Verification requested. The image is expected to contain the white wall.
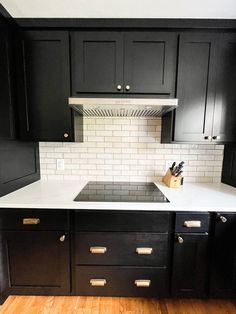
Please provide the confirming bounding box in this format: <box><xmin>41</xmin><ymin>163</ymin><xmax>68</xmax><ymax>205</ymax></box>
<box><xmin>1</xmin><ymin>0</ymin><xmax>236</xmax><ymax>18</ymax></box>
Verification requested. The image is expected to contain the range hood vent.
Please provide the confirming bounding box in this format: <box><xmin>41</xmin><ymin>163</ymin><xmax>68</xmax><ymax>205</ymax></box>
<box><xmin>69</xmin><ymin>98</ymin><xmax>178</xmax><ymax>117</ymax></box>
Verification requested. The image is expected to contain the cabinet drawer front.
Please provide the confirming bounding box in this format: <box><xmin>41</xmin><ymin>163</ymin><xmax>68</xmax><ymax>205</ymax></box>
<box><xmin>75</xmin><ymin>232</ymin><xmax>169</xmax><ymax>266</ymax></box>
<box><xmin>75</xmin><ymin>266</ymin><xmax>168</xmax><ymax>297</ymax></box>
<box><xmin>175</xmin><ymin>212</ymin><xmax>209</xmax><ymax>233</ymax></box>
<box><xmin>0</xmin><ymin>209</ymin><xmax>69</xmax><ymax>230</ymax></box>
<box><xmin>75</xmin><ymin>211</ymin><xmax>170</xmax><ymax>232</ymax></box>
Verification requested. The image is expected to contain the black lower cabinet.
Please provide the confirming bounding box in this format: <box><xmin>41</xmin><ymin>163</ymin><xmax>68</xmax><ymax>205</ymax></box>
<box><xmin>75</xmin><ymin>266</ymin><xmax>168</xmax><ymax>297</ymax></box>
<box><xmin>171</xmin><ymin>233</ymin><xmax>209</xmax><ymax>297</ymax></box>
<box><xmin>210</xmin><ymin>213</ymin><xmax>236</xmax><ymax>298</ymax></box>
<box><xmin>4</xmin><ymin>231</ymin><xmax>70</xmax><ymax>295</ymax></box>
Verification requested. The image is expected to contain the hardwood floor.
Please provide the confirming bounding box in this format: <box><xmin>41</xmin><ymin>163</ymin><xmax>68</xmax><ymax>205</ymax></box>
<box><xmin>1</xmin><ymin>296</ymin><xmax>236</xmax><ymax>314</ymax></box>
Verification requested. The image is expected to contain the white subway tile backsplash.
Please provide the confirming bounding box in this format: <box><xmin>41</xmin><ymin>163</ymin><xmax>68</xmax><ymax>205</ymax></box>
<box><xmin>39</xmin><ymin>117</ymin><xmax>224</xmax><ymax>183</ymax></box>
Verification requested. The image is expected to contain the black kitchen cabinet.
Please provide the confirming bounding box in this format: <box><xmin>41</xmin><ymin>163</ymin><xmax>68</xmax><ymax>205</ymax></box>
<box><xmin>221</xmin><ymin>144</ymin><xmax>236</xmax><ymax>187</ymax></box>
<box><xmin>4</xmin><ymin>231</ymin><xmax>70</xmax><ymax>295</ymax></box>
<box><xmin>171</xmin><ymin>212</ymin><xmax>210</xmax><ymax>297</ymax></box>
<box><xmin>172</xmin><ymin>233</ymin><xmax>209</xmax><ymax>297</ymax></box>
<box><xmin>17</xmin><ymin>31</ymin><xmax>76</xmax><ymax>142</ymax></box>
<box><xmin>0</xmin><ymin>30</ymin><xmax>14</xmax><ymax>140</ymax></box>
<box><xmin>213</xmin><ymin>33</ymin><xmax>236</xmax><ymax>143</ymax></box>
<box><xmin>71</xmin><ymin>31</ymin><xmax>177</xmax><ymax>95</ymax></box>
<box><xmin>210</xmin><ymin>213</ymin><xmax>236</xmax><ymax>298</ymax></box>
<box><xmin>162</xmin><ymin>32</ymin><xmax>236</xmax><ymax>144</ymax></box>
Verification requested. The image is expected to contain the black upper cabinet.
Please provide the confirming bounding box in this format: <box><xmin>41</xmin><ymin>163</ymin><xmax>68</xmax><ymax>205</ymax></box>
<box><xmin>71</xmin><ymin>31</ymin><xmax>177</xmax><ymax>95</ymax></box>
<box><xmin>71</xmin><ymin>32</ymin><xmax>123</xmax><ymax>94</ymax></box>
<box><xmin>221</xmin><ymin>144</ymin><xmax>236</xmax><ymax>187</ymax></box>
<box><xmin>17</xmin><ymin>31</ymin><xmax>74</xmax><ymax>142</ymax></box>
<box><xmin>210</xmin><ymin>213</ymin><xmax>236</xmax><ymax>298</ymax></box>
<box><xmin>124</xmin><ymin>32</ymin><xmax>177</xmax><ymax>94</ymax></box>
<box><xmin>213</xmin><ymin>33</ymin><xmax>236</xmax><ymax>143</ymax></box>
<box><xmin>0</xmin><ymin>29</ymin><xmax>14</xmax><ymax>139</ymax></box>
<box><xmin>162</xmin><ymin>32</ymin><xmax>236</xmax><ymax>144</ymax></box>
<box><xmin>173</xmin><ymin>33</ymin><xmax>218</xmax><ymax>142</ymax></box>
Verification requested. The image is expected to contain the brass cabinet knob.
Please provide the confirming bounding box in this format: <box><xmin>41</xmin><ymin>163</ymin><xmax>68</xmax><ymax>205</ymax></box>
<box><xmin>134</xmin><ymin>280</ymin><xmax>151</xmax><ymax>287</ymax></box>
<box><xmin>125</xmin><ymin>85</ymin><xmax>131</xmax><ymax>91</ymax></box>
<box><xmin>177</xmin><ymin>236</ymin><xmax>184</xmax><ymax>244</ymax></box>
<box><xmin>117</xmin><ymin>84</ymin><xmax>122</xmax><ymax>91</ymax></box>
<box><xmin>64</xmin><ymin>133</ymin><xmax>69</xmax><ymax>138</ymax></box>
<box><xmin>90</xmin><ymin>279</ymin><xmax>107</xmax><ymax>287</ymax></box>
<box><xmin>59</xmin><ymin>235</ymin><xmax>66</xmax><ymax>242</ymax></box>
<box><xmin>219</xmin><ymin>215</ymin><xmax>227</xmax><ymax>223</ymax></box>
<box><xmin>204</xmin><ymin>136</ymin><xmax>212</xmax><ymax>140</ymax></box>
<box><xmin>90</xmin><ymin>247</ymin><xmax>107</xmax><ymax>254</ymax></box>
<box><xmin>212</xmin><ymin>135</ymin><xmax>221</xmax><ymax>140</ymax></box>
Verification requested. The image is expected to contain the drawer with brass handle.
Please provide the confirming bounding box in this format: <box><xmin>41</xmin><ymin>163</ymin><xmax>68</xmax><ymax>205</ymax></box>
<box><xmin>175</xmin><ymin>212</ymin><xmax>209</xmax><ymax>233</ymax></box>
<box><xmin>75</xmin><ymin>232</ymin><xmax>168</xmax><ymax>266</ymax></box>
<box><xmin>0</xmin><ymin>209</ymin><xmax>69</xmax><ymax>230</ymax></box>
<box><xmin>75</xmin><ymin>266</ymin><xmax>168</xmax><ymax>297</ymax></box>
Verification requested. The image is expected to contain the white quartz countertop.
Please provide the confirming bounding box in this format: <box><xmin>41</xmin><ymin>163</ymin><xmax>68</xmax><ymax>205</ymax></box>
<box><xmin>0</xmin><ymin>180</ymin><xmax>236</xmax><ymax>212</ymax></box>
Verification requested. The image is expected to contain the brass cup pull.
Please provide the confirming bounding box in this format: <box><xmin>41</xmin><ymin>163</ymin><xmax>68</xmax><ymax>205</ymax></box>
<box><xmin>23</xmin><ymin>218</ymin><xmax>40</xmax><ymax>225</ymax></box>
<box><xmin>90</xmin><ymin>279</ymin><xmax>107</xmax><ymax>287</ymax></box>
<box><xmin>90</xmin><ymin>247</ymin><xmax>107</xmax><ymax>254</ymax></box>
<box><xmin>183</xmin><ymin>221</ymin><xmax>201</xmax><ymax>228</ymax></box>
<box><xmin>135</xmin><ymin>280</ymin><xmax>151</xmax><ymax>287</ymax></box>
<box><xmin>136</xmin><ymin>247</ymin><xmax>153</xmax><ymax>255</ymax></box>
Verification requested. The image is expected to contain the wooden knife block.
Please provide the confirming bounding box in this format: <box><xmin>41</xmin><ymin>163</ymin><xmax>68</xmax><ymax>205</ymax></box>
<box><xmin>162</xmin><ymin>169</ymin><xmax>183</xmax><ymax>188</ymax></box>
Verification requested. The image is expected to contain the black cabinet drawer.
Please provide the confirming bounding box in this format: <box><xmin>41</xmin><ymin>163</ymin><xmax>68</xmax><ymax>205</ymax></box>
<box><xmin>0</xmin><ymin>209</ymin><xmax>69</xmax><ymax>230</ymax></box>
<box><xmin>175</xmin><ymin>212</ymin><xmax>210</xmax><ymax>233</ymax></box>
<box><xmin>75</xmin><ymin>232</ymin><xmax>169</xmax><ymax>267</ymax></box>
<box><xmin>75</xmin><ymin>211</ymin><xmax>171</xmax><ymax>232</ymax></box>
<box><xmin>75</xmin><ymin>266</ymin><xmax>168</xmax><ymax>297</ymax></box>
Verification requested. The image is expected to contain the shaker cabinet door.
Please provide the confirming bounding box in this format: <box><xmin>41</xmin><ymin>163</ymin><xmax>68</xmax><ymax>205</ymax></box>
<box><xmin>212</xmin><ymin>33</ymin><xmax>236</xmax><ymax>143</ymax></box>
<box><xmin>71</xmin><ymin>31</ymin><xmax>124</xmax><ymax>94</ymax></box>
<box><xmin>174</xmin><ymin>33</ymin><xmax>218</xmax><ymax>142</ymax></box>
<box><xmin>172</xmin><ymin>233</ymin><xmax>209</xmax><ymax>297</ymax></box>
<box><xmin>124</xmin><ymin>32</ymin><xmax>177</xmax><ymax>94</ymax></box>
<box><xmin>17</xmin><ymin>31</ymin><xmax>74</xmax><ymax>142</ymax></box>
<box><xmin>4</xmin><ymin>231</ymin><xmax>70</xmax><ymax>295</ymax></box>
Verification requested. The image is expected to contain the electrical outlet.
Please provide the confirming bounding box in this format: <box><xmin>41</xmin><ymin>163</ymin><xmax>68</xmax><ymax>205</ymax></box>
<box><xmin>56</xmin><ymin>159</ymin><xmax>65</xmax><ymax>171</ymax></box>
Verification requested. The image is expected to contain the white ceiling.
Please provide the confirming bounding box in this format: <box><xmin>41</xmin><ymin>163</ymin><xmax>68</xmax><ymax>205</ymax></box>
<box><xmin>1</xmin><ymin>0</ymin><xmax>236</xmax><ymax>18</ymax></box>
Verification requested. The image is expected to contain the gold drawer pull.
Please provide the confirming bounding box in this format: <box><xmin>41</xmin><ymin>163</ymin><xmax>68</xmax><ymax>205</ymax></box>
<box><xmin>136</xmin><ymin>247</ymin><xmax>153</xmax><ymax>255</ymax></box>
<box><xmin>135</xmin><ymin>280</ymin><xmax>151</xmax><ymax>287</ymax></box>
<box><xmin>90</xmin><ymin>247</ymin><xmax>107</xmax><ymax>254</ymax></box>
<box><xmin>183</xmin><ymin>220</ymin><xmax>201</xmax><ymax>228</ymax></box>
<box><xmin>90</xmin><ymin>279</ymin><xmax>107</xmax><ymax>287</ymax></box>
<box><xmin>23</xmin><ymin>218</ymin><xmax>40</xmax><ymax>225</ymax></box>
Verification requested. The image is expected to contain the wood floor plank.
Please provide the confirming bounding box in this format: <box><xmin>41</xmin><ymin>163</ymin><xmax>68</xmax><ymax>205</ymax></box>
<box><xmin>1</xmin><ymin>296</ymin><xmax>236</xmax><ymax>314</ymax></box>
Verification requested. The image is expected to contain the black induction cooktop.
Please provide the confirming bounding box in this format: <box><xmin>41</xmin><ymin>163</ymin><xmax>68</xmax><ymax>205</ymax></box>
<box><xmin>74</xmin><ymin>181</ymin><xmax>169</xmax><ymax>203</ymax></box>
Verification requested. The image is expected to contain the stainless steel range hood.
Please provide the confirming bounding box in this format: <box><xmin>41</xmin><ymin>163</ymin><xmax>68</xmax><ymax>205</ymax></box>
<box><xmin>68</xmin><ymin>97</ymin><xmax>178</xmax><ymax>117</ymax></box>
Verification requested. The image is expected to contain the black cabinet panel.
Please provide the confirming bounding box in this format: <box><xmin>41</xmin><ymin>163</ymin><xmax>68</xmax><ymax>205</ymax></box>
<box><xmin>222</xmin><ymin>144</ymin><xmax>236</xmax><ymax>187</ymax></box>
<box><xmin>124</xmin><ymin>32</ymin><xmax>177</xmax><ymax>94</ymax></box>
<box><xmin>213</xmin><ymin>34</ymin><xmax>236</xmax><ymax>143</ymax></box>
<box><xmin>71</xmin><ymin>32</ymin><xmax>123</xmax><ymax>94</ymax></box>
<box><xmin>75</xmin><ymin>232</ymin><xmax>168</xmax><ymax>266</ymax></box>
<box><xmin>174</xmin><ymin>33</ymin><xmax>218</xmax><ymax>142</ymax></box>
<box><xmin>75</xmin><ymin>266</ymin><xmax>168</xmax><ymax>297</ymax></box>
<box><xmin>172</xmin><ymin>233</ymin><xmax>209</xmax><ymax>297</ymax></box>
<box><xmin>17</xmin><ymin>31</ymin><xmax>74</xmax><ymax>141</ymax></box>
<box><xmin>0</xmin><ymin>31</ymin><xmax>14</xmax><ymax>139</ymax></box>
<box><xmin>0</xmin><ymin>141</ymin><xmax>40</xmax><ymax>197</ymax></box>
<box><xmin>210</xmin><ymin>213</ymin><xmax>236</xmax><ymax>298</ymax></box>
<box><xmin>5</xmin><ymin>231</ymin><xmax>70</xmax><ymax>295</ymax></box>
<box><xmin>74</xmin><ymin>210</ymin><xmax>171</xmax><ymax>232</ymax></box>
